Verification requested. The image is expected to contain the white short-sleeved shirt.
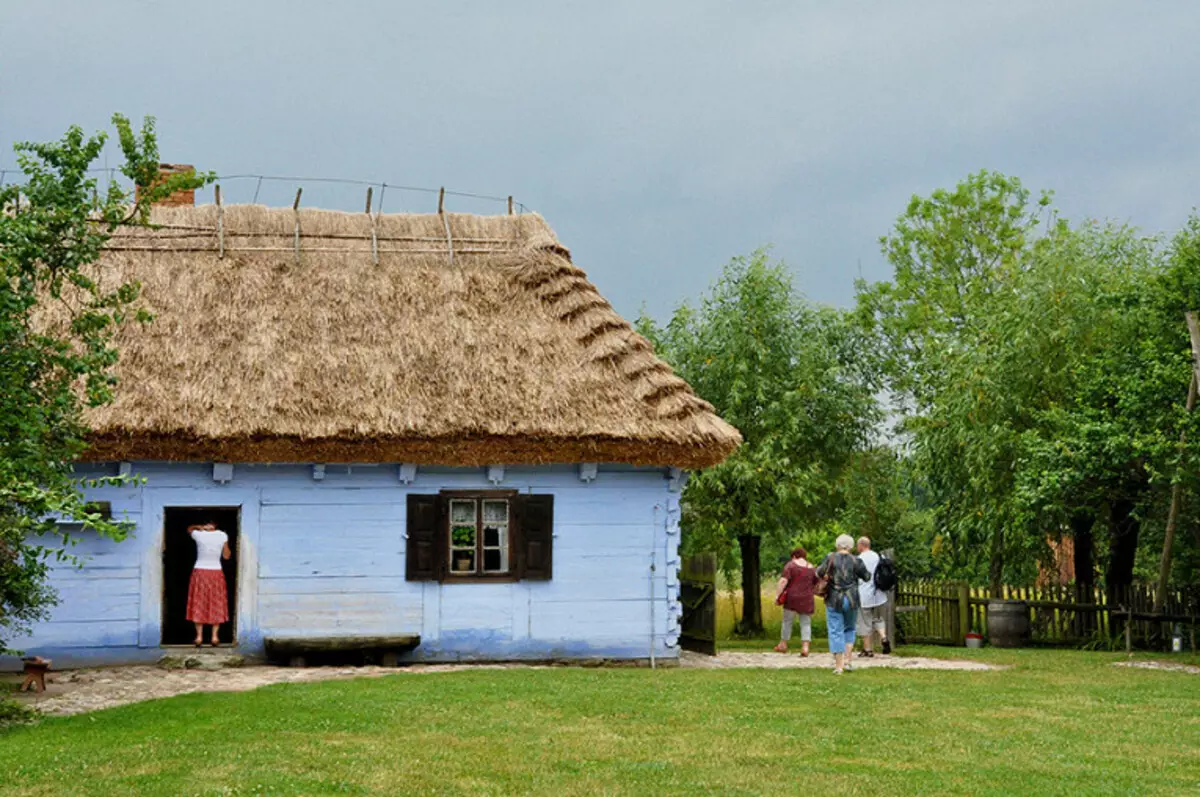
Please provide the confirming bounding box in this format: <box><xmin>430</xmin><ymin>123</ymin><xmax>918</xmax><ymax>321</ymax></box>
<box><xmin>858</xmin><ymin>549</ymin><xmax>888</xmax><ymax>608</ymax></box>
<box><xmin>191</xmin><ymin>530</ymin><xmax>228</xmax><ymax>570</ymax></box>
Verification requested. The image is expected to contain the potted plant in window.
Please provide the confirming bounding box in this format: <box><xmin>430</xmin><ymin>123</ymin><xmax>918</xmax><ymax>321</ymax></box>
<box><xmin>452</xmin><ymin>526</ymin><xmax>474</xmax><ymax>572</ymax></box>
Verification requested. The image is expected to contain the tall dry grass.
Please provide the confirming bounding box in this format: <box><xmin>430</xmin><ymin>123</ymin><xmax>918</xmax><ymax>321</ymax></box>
<box><xmin>717</xmin><ymin>589</ymin><xmax>829</xmax><ymax>641</ymax></box>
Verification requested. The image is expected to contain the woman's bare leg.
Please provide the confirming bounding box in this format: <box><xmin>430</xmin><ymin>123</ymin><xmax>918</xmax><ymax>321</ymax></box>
<box><xmin>210</xmin><ymin>624</ymin><xmax>220</xmax><ymax>645</ymax></box>
<box><xmin>801</xmin><ymin>640</ymin><xmax>810</xmax><ymax>656</ymax></box>
<box><xmin>193</xmin><ymin>623</ymin><xmax>203</xmax><ymax>645</ymax></box>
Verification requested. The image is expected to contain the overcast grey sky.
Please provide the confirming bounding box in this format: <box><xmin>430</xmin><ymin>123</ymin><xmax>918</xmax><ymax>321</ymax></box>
<box><xmin>3</xmin><ymin>2</ymin><xmax>1198</xmax><ymax>320</ymax></box>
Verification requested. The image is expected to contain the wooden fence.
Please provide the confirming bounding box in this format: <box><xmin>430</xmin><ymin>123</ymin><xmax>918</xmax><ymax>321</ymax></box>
<box><xmin>896</xmin><ymin>579</ymin><xmax>1200</xmax><ymax>648</ymax></box>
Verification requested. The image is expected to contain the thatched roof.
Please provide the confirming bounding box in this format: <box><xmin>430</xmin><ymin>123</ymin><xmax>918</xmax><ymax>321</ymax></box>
<box><xmin>80</xmin><ymin>205</ymin><xmax>740</xmax><ymax>469</ymax></box>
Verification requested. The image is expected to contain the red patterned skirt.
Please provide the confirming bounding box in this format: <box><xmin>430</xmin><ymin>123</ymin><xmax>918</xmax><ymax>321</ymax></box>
<box><xmin>186</xmin><ymin>568</ymin><xmax>229</xmax><ymax>625</ymax></box>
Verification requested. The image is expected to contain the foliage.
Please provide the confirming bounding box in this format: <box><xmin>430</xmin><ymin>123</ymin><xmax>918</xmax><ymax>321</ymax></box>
<box><xmin>0</xmin><ymin>116</ymin><xmax>211</xmax><ymax>654</ymax></box>
<box><xmin>638</xmin><ymin>249</ymin><xmax>880</xmax><ymax>628</ymax></box>
<box><xmin>859</xmin><ymin>170</ymin><xmax>1199</xmax><ymax>593</ymax></box>
<box><xmin>0</xmin><ymin>696</ymin><xmax>35</xmax><ymax>729</ymax></box>
<box><xmin>1</xmin><ymin>653</ymin><xmax>1198</xmax><ymax>793</ymax></box>
<box><xmin>806</xmin><ymin>447</ymin><xmax>936</xmax><ymax>579</ymax></box>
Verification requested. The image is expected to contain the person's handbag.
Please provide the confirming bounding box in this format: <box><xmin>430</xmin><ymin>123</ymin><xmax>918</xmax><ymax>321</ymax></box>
<box><xmin>814</xmin><ymin>555</ymin><xmax>833</xmax><ymax>600</ymax></box>
<box><xmin>775</xmin><ymin>568</ymin><xmax>791</xmax><ymax>606</ymax></box>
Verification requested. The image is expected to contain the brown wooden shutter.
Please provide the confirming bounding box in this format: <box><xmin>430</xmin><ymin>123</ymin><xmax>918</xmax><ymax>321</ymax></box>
<box><xmin>517</xmin><ymin>494</ymin><xmax>553</xmax><ymax>580</ymax></box>
<box><xmin>406</xmin><ymin>494</ymin><xmax>444</xmax><ymax>581</ymax></box>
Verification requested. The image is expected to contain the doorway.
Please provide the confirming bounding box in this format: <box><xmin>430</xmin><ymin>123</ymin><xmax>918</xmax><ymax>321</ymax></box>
<box><xmin>162</xmin><ymin>507</ymin><xmax>240</xmax><ymax>645</ymax></box>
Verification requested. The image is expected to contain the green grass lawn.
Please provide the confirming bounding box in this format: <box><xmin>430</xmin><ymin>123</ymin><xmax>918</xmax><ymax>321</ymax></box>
<box><xmin>2</xmin><ymin>648</ymin><xmax>1198</xmax><ymax>795</ymax></box>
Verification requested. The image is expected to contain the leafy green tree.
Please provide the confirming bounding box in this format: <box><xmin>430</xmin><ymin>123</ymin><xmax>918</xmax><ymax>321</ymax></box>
<box><xmin>0</xmin><ymin>116</ymin><xmax>210</xmax><ymax>654</ymax></box>
<box><xmin>858</xmin><ymin>171</ymin><xmax>1056</xmax><ymax>594</ymax></box>
<box><xmin>861</xmin><ymin>170</ymin><xmax>1198</xmax><ymax>607</ymax></box>
<box><xmin>639</xmin><ymin>250</ymin><xmax>879</xmax><ymax>633</ymax></box>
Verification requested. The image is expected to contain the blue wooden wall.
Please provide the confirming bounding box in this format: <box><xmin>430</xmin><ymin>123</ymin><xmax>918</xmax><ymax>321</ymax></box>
<box><xmin>3</xmin><ymin>463</ymin><xmax>684</xmax><ymax>668</ymax></box>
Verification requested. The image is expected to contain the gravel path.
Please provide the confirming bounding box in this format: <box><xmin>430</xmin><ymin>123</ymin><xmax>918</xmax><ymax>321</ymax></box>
<box><xmin>680</xmin><ymin>650</ymin><xmax>998</xmax><ymax>671</ymax></box>
<box><xmin>1114</xmin><ymin>660</ymin><xmax>1200</xmax><ymax>675</ymax></box>
<box><xmin>15</xmin><ymin>651</ymin><xmax>998</xmax><ymax>717</ymax></box>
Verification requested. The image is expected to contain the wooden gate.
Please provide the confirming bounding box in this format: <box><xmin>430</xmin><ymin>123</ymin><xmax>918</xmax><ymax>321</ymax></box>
<box><xmin>895</xmin><ymin>579</ymin><xmax>969</xmax><ymax>646</ymax></box>
<box><xmin>679</xmin><ymin>553</ymin><xmax>717</xmax><ymax>655</ymax></box>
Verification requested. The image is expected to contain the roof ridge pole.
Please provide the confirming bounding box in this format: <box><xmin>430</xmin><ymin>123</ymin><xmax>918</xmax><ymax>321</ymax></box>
<box><xmin>507</xmin><ymin>195</ymin><xmax>514</xmax><ymax>216</ymax></box>
<box><xmin>215</xmin><ymin>184</ymin><xmax>225</xmax><ymax>260</ymax></box>
<box><xmin>438</xmin><ymin>186</ymin><xmax>454</xmax><ymax>264</ymax></box>
<box><xmin>365</xmin><ymin>186</ymin><xmax>378</xmax><ymax>265</ymax></box>
<box><xmin>292</xmin><ymin>187</ymin><xmax>303</xmax><ymax>266</ymax></box>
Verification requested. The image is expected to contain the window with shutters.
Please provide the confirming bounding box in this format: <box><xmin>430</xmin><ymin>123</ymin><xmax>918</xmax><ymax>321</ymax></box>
<box><xmin>406</xmin><ymin>491</ymin><xmax>553</xmax><ymax>583</ymax></box>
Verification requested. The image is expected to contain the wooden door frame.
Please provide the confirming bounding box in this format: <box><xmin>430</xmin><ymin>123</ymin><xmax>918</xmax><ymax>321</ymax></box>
<box><xmin>139</xmin><ymin>487</ymin><xmax>261</xmax><ymax>649</ymax></box>
<box><xmin>160</xmin><ymin>505</ymin><xmax>242</xmax><ymax>645</ymax></box>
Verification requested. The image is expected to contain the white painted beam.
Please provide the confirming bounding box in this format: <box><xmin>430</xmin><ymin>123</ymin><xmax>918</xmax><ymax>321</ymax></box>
<box><xmin>212</xmin><ymin>463</ymin><xmax>234</xmax><ymax>484</ymax></box>
<box><xmin>311</xmin><ymin>464</ymin><xmax>326</xmax><ymax>481</ymax></box>
<box><xmin>487</xmin><ymin>464</ymin><xmax>505</xmax><ymax>485</ymax></box>
<box><xmin>578</xmin><ymin>463</ymin><xmax>598</xmax><ymax>483</ymax></box>
<box><xmin>398</xmin><ymin>463</ymin><xmax>418</xmax><ymax>484</ymax></box>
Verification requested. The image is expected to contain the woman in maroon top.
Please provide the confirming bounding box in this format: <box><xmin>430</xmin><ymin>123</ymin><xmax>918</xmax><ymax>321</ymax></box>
<box><xmin>773</xmin><ymin>547</ymin><xmax>819</xmax><ymax>656</ymax></box>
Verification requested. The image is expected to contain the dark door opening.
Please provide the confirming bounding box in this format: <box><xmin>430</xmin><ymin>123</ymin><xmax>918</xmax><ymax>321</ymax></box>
<box><xmin>162</xmin><ymin>507</ymin><xmax>240</xmax><ymax>645</ymax></box>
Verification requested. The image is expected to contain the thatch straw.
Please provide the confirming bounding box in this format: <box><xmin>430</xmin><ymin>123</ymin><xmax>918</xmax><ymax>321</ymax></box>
<box><xmin>78</xmin><ymin>205</ymin><xmax>741</xmax><ymax>469</ymax></box>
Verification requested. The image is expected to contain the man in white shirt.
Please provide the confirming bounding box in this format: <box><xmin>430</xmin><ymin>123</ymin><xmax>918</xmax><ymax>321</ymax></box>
<box><xmin>856</xmin><ymin>536</ymin><xmax>891</xmax><ymax>656</ymax></box>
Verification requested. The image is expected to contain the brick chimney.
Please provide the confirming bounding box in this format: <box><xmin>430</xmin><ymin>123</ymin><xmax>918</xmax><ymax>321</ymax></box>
<box><xmin>135</xmin><ymin>163</ymin><xmax>196</xmax><ymax>207</ymax></box>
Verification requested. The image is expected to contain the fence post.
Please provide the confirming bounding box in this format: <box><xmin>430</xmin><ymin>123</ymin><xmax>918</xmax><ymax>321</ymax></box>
<box><xmin>957</xmin><ymin>581</ymin><xmax>970</xmax><ymax>646</ymax></box>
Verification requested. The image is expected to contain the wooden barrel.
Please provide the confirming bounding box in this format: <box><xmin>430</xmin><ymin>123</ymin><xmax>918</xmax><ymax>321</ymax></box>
<box><xmin>987</xmin><ymin>600</ymin><xmax>1030</xmax><ymax>648</ymax></box>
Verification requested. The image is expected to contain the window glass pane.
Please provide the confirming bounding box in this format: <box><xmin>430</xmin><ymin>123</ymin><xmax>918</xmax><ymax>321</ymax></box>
<box><xmin>482</xmin><ymin>522</ymin><xmax>508</xmax><ymax>573</ymax></box>
<box><xmin>450</xmin><ymin>500</ymin><xmax>476</xmax><ymax>525</ymax></box>
<box><xmin>451</xmin><ymin>549</ymin><xmax>476</xmax><ymax>574</ymax></box>
<box><xmin>483</xmin><ymin>548</ymin><xmax>502</xmax><ymax>572</ymax></box>
<box><xmin>451</xmin><ymin>524</ymin><xmax>476</xmax><ymax>548</ymax></box>
<box><xmin>483</xmin><ymin>500</ymin><xmax>508</xmax><ymax>523</ymax></box>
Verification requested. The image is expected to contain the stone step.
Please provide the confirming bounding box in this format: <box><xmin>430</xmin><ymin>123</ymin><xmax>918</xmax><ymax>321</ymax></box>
<box><xmin>158</xmin><ymin>651</ymin><xmax>246</xmax><ymax>671</ymax></box>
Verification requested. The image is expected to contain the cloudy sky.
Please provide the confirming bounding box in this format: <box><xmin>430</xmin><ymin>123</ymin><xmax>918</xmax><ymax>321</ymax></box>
<box><xmin>3</xmin><ymin>2</ymin><xmax>1198</xmax><ymax>320</ymax></box>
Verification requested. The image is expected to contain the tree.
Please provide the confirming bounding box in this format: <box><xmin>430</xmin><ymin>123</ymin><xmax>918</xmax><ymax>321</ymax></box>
<box><xmin>858</xmin><ymin>171</ymin><xmax>1055</xmax><ymax>594</ymax></box>
<box><xmin>639</xmin><ymin>250</ymin><xmax>879</xmax><ymax>633</ymax></box>
<box><xmin>0</xmin><ymin>116</ymin><xmax>210</xmax><ymax>654</ymax></box>
<box><xmin>861</xmin><ymin>170</ymin><xmax>1199</xmax><ymax>611</ymax></box>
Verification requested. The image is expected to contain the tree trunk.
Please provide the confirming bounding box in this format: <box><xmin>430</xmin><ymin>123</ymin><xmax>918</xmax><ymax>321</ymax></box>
<box><xmin>737</xmin><ymin>534</ymin><xmax>763</xmax><ymax>635</ymax></box>
<box><xmin>1071</xmin><ymin>512</ymin><xmax>1096</xmax><ymax>635</ymax></box>
<box><xmin>1105</xmin><ymin>497</ymin><xmax>1140</xmax><ymax>635</ymax></box>
<box><xmin>988</xmin><ymin>526</ymin><xmax>1004</xmax><ymax>598</ymax></box>
<box><xmin>1155</xmin><ymin>371</ymin><xmax>1197</xmax><ymax>614</ymax></box>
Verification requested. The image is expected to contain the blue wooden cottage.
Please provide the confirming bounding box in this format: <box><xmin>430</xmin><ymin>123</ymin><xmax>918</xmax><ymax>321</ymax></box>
<box><xmin>5</xmin><ymin>200</ymin><xmax>739</xmax><ymax>667</ymax></box>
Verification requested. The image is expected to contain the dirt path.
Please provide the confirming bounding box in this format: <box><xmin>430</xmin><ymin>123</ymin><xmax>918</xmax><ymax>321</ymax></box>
<box><xmin>12</xmin><ymin>651</ymin><xmax>999</xmax><ymax>717</ymax></box>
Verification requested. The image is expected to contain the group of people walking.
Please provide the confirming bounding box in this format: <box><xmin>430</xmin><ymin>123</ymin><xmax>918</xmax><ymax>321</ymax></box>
<box><xmin>774</xmin><ymin>535</ymin><xmax>892</xmax><ymax>675</ymax></box>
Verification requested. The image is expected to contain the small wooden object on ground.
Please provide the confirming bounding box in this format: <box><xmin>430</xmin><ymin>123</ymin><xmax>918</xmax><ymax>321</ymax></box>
<box><xmin>21</xmin><ymin>656</ymin><xmax>51</xmax><ymax>693</ymax></box>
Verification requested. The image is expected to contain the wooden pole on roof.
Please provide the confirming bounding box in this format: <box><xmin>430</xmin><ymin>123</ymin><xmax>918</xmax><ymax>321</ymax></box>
<box><xmin>507</xmin><ymin>196</ymin><xmax>514</xmax><ymax>216</ymax></box>
<box><xmin>1153</xmin><ymin>311</ymin><xmax>1200</xmax><ymax>620</ymax></box>
<box><xmin>215</xmin><ymin>184</ymin><xmax>225</xmax><ymax>260</ymax></box>
<box><xmin>365</xmin><ymin>186</ymin><xmax>378</xmax><ymax>266</ymax></box>
<box><xmin>437</xmin><ymin>187</ymin><xmax>453</xmax><ymax>264</ymax></box>
<box><xmin>292</xmin><ymin>188</ymin><xmax>302</xmax><ymax>265</ymax></box>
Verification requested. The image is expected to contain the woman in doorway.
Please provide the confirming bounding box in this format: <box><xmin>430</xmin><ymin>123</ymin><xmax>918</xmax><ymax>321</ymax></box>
<box><xmin>186</xmin><ymin>521</ymin><xmax>231</xmax><ymax>646</ymax></box>
<box><xmin>816</xmin><ymin>534</ymin><xmax>870</xmax><ymax>675</ymax></box>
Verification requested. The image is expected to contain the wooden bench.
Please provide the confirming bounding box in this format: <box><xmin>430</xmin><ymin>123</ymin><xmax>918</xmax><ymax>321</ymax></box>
<box><xmin>264</xmin><ymin>635</ymin><xmax>420</xmax><ymax>667</ymax></box>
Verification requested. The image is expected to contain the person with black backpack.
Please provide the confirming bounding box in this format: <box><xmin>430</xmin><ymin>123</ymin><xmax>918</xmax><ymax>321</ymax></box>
<box><xmin>856</xmin><ymin>537</ymin><xmax>895</xmax><ymax>656</ymax></box>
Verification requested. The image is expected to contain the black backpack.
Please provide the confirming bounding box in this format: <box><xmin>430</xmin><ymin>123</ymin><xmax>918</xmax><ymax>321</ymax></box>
<box><xmin>873</xmin><ymin>556</ymin><xmax>897</xmax><ymax>592</ymax></box>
